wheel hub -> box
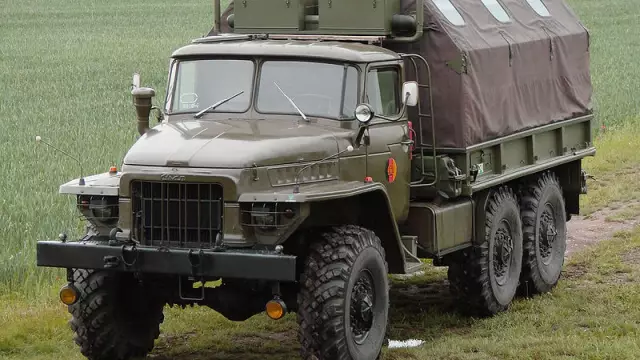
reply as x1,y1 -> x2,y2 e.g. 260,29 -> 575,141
350,270 -> 375,344
539,207 -> 557,264
493,226 -> 513,285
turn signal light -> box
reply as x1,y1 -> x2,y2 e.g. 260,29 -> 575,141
59,284 -> 79,306
266,298 -> 287,320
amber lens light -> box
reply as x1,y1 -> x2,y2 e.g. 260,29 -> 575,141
266,299 -> 286,320
59,285 -> 78,306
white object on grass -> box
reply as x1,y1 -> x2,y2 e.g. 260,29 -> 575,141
388,339 -> 425,349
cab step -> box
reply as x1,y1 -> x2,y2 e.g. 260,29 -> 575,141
401,235 -> 423,274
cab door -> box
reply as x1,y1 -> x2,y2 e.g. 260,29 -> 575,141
361,62 -> 412,222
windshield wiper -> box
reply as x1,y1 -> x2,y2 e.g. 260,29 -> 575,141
193,90 -> 245,119
273,82 -> 308,121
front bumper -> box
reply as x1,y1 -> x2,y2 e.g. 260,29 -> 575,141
36,240 -> 297,282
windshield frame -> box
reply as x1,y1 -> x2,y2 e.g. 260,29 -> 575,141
253,59 -> 361,121
164,56 -> 257,116
164,56 -> 361,121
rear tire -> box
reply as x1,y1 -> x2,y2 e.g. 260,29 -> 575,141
68,269 -> 165,360
448,186 -> 523,316
519,171 -> 567,296
297,225 -> 389,360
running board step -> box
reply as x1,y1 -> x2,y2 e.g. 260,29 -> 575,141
402,236 -> 423,274
402,235 -> 418,257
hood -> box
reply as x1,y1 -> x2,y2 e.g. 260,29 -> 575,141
123,118 -> 346,168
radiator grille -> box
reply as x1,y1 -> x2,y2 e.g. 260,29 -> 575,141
131,181 -> 223,248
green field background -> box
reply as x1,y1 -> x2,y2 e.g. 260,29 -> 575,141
1,0 -> 225,293
1,0 -> 639,295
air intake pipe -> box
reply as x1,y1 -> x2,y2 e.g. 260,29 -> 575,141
131,87 -> 155,136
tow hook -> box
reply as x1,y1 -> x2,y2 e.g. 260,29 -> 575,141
188,249 -> 205,276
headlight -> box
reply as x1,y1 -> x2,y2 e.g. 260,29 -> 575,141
78,195 -> 119,225
241,203 -> 297,233
355,103 -> 374,124
89,198 -> 114,220
250,203 -> 278,231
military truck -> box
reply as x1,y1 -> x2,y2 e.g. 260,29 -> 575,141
36,0 -> 594,359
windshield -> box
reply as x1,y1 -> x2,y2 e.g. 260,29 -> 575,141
256,61 -> 359,120
169,59 -> 254,113
167,59 -> 359,120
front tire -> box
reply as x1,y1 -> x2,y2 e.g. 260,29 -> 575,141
68,269 -> 165,360
519,171 -> 567,295
297,225 -> 389,360
448,186 -> 523,316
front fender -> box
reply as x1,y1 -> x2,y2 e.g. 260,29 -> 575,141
239,181 -> 408,274
238,180 -> 390,203
59,172 -> 120,196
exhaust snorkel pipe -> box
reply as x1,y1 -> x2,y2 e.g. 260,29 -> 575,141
131,87 -> 155,136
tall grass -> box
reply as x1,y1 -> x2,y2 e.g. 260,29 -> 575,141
569,0 -> 640,129
0,0 -> 220,293
0,0 -> 638,295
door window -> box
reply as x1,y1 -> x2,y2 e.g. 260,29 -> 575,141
366,67 -> 401,117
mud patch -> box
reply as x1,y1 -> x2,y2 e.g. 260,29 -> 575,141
231,331 -> 297,348
390,281 -> 454,313
154,331 -> 197,351
150,330 -> 299,360
563,263 -> 589,280
566,203 -> 640,257
621,248 -> 640,266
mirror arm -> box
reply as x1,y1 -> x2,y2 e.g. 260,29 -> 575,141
353,125 -> 368,148
151,105 -> 165,122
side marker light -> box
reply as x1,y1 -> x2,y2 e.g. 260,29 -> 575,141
59,284 -> 79,306
266,298 -> 287,320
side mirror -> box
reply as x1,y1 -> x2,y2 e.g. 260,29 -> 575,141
132,87 -> 156,136
402,81 -> 419,107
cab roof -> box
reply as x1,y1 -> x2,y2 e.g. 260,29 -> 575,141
170,36 -> 400,63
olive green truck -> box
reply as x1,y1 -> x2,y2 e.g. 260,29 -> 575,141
36,0 -> 595,359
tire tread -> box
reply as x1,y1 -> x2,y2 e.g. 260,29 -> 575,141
297,225 -> 388,360
68,269 -> 164,360
448,186 -> 523,317
519,171 -> 567,296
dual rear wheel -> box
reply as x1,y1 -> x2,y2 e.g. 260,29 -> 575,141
448,171 -> 568,316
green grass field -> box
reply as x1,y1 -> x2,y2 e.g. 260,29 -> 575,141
1,0 -> 640,359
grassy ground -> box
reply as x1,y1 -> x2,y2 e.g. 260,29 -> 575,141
1,0 -> 640,359
1,226 -> 639,360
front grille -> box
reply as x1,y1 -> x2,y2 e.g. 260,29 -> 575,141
131,181 -> 223,248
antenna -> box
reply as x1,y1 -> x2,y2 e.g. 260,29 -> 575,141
35,135 -> 85,186
293,145 -> 354,194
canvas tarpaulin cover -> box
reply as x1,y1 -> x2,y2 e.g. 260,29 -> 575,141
212,0 -> 592,149
387,0 -> 592,148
